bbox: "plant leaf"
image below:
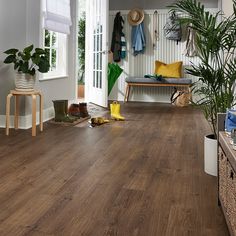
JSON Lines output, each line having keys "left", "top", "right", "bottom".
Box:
{"left": 4, "top": 49, "right": 19, "bottom": 55}
{"left": 23, "top": 44, "right": 34, "bottom": 54}
{"left": 35, "top": 48, "right": 46, "bottom": 55}
{"left": 4, "top": 55, "right": 16, "bottom": 64}
{"left": 38, "top": 56, "right": 50, "bottom": 73}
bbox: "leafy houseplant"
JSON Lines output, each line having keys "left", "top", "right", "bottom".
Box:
{"left": 169, "top": 0, "right": 236, "bottom": 176}
{"left": 3, "top": 44, "right": 50, "bottom": 91}
{"left": 170, "top": 0, "right": 236, "bottom": 175}
{"left": 169, "top": 0, "right": 236, "bottom": 138}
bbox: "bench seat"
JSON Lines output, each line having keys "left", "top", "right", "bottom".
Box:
{"left": 124, "top": 77, "right": 192, "bottom": 102}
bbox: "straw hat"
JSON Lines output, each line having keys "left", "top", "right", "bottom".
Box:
{"left": 128, "top": 8, "right": 144, "bottom": 26}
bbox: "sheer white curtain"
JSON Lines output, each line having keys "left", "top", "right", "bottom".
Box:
{"left": 42, "top": 0, "right": 72, "bottom": 35}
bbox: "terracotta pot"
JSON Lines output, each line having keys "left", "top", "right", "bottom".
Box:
{"left": 78, "top": 84, "right": 85, "bottom": 98}
{"left": 15, "top": 72, "right": 36, "bottom": 91}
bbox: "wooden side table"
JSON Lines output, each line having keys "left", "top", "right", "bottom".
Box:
{"left": 6, "top": 90, "right": 43, "bottom": 137}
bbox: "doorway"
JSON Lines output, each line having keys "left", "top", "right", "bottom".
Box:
{"left": 84, "top": 0, "right": 109, "bottom": 107}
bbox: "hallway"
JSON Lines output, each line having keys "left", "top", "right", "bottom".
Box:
{"left": 0, "top": 103, "right": 229, "bottom": 236}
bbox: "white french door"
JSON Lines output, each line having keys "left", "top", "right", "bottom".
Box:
{"left": 85, "top": 0, "right": 109, "bottom": 107}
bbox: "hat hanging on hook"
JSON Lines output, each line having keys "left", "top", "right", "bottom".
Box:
{"left": 127, "top": 8, "right": 145, "bottom": 26}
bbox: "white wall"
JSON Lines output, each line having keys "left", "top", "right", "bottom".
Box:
{"left": 110, "top": 0, "right": 218, "bottom": 10}
{"left": 220, "top": 0, "right": 233, "bottom": 16}
{"left": 0, "top": 0, "right": 77, "bottom": 127}
{"left": 25, "top": 0, "right": 77, "bottom": 115}
{"left": 0, "top": 0, "right": 27, "bottom": 115}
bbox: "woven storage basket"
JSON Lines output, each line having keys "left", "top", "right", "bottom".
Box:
{"left": 219, "top": 147, "right": 227, "bottom": 206}
{"left": 226, "top": 161, "right": 236, "bottom": 235}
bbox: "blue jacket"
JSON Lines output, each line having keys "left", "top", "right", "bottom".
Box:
{"left": 131, "top": 22, "right": 146, "bottom": 56}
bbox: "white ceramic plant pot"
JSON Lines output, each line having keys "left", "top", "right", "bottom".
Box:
{"left": 15, "top": 72, "right": 36, "bottom": 91}
{"left": 204, "top": 134, "right": 217, "bottom": 176}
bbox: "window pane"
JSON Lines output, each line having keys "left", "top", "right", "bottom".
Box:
{"left": 45, "top": 49, "right": 50, "bottom": 63}
{"left": 97, "top": 35, "right": 99, "bottom": 52}
{"left": 97, "top": 70, "right": 100, "bottom": 88}
{"left": 100, "top": 34, "right": 102, "bottom": 52}
{"left": 93, "top": 53, "right": 96, "bottom": 70}
{"left": 100, "top": 53, "right": 102, "bottom": 70}
{"left": 97, "top": 53, "right": 99, "bottom": 71}
{"left": 93, "top": 35, "right": 96, "bottom": 51}
{"left": 96, "top": 71, "right": 99, "bottom": 88}
{"left": 51, "top": 49, "right": 57, "bottom": 70}
{"left": 45, "top": 30, "right": 50, "bottom": 47}
{"left": 93, "top": 71, "right": 95, "bottom": 87}
{"left": 52, "top": 32, "right": 57, "bottom": 47}
{"left": 100, "top": 72, "right": 102, "bottom": 89}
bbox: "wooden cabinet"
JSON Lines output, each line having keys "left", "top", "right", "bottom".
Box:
{"left": 219, "top": 132, "right": 236, "bottom": 236}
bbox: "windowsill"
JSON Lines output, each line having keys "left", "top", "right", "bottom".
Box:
{"left": 39, "top": 75, "right": 69, "bottom": 81}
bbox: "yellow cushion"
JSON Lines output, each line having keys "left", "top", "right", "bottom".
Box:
{"left": 155, "top": 60, "right": 183, "bottom": 78}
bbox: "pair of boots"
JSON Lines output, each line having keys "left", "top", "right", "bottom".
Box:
{"left": 110, "top": 101, "right": 125, "bottom": 121}
{"left": 53, "top": 100, "right": 77, "bottom": 123}
{"left": 68, "top": 103, "right": 89, "bottom": 118}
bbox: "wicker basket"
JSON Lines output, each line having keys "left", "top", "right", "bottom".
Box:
{"left": 226, "top": 161, "right": 236, "bottom": 235}
{"left": 219, "top": 147, "right": 227, "bottom": 206}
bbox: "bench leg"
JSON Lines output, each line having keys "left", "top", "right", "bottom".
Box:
{"left": 127, "top": 85, "right": 131, "bottom": 102}
{"left": 124, "top": 84, "right": 129, "bottom": 103}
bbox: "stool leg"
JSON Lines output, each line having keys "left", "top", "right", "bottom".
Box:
{"left": 32, "top": 95, "right": 37, "bottom": 137}
{"left": 39, "top": 93, "right": 43, "bottom": 132}
{"left": 14, "top": 95, "right": 19, "bottom": 130}
{"left": 6, "top": 94, "right": 13, "bottom": 136}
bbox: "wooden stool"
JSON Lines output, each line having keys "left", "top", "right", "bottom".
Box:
{"left": 6, "top": 90, "right": 43, "bottom": 137}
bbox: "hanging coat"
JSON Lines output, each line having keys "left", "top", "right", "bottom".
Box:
{"left": 131, "top": 22, "right": 146, "bottom": 56}
{"left": 111, "top": 12, "right": 126, "bottom": 62}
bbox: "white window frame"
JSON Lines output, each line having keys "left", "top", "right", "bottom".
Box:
{"left": 39, "top": 1, "right": 69, "bottom": 81}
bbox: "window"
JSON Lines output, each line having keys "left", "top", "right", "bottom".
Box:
{"left": 41, "top": 29, "right": 68, "bottom": 80}
{"left": 44, "top": 30, "right": 57, "bottom": 71}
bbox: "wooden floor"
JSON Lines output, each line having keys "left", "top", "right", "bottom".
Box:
{"left": 0, "top": 103, "right": 229, "bottom": 236}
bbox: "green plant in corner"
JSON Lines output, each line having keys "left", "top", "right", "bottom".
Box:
{"left": 3, "top": 44, "right": 50, "bottom": 76}
{"left": 78, "top": 12, "right": 86, "bottom": 85}
{"left": 169, "top": 0, "right": 236, "bottom": 137}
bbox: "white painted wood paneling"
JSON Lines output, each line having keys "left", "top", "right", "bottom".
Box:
{"left": 108, "top": 9, "right": 218, "bottom": 103}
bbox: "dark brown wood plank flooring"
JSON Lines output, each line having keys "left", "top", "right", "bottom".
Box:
{"left": 0, "top": 103, "right": 229, "bottom": 236}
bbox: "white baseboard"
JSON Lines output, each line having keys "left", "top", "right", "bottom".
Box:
{"left": 0, "top": 107, "right": 55, "bottom": 129}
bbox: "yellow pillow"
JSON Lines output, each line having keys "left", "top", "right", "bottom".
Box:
{"left": 155, "top": 60, "right": 183, "bottom": 78}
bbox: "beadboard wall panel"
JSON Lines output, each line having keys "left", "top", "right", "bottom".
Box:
{"left": 108, "top": 9, "right": 217, "bottom": 103}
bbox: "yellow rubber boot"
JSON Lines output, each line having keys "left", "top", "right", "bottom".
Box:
{"left": 110, "top": 101, "right": 125, "bottom": 121}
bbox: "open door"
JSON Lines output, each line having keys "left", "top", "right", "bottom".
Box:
{"left": 85, "top": 0, "right": 109, "bottom": 107}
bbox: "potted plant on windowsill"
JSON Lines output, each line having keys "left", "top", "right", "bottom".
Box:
{"left": 78, "top": 13, "right": 85, "bottom": 98}
{"left": 3, "top": 44, "right": 50, "bottom": 91}
{"left": 169, "top": 0, "right": 236, "bottom": 176}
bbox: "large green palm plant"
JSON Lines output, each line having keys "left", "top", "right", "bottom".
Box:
{"left": 170, "top": 0, "right": 236, "bottom": 136}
